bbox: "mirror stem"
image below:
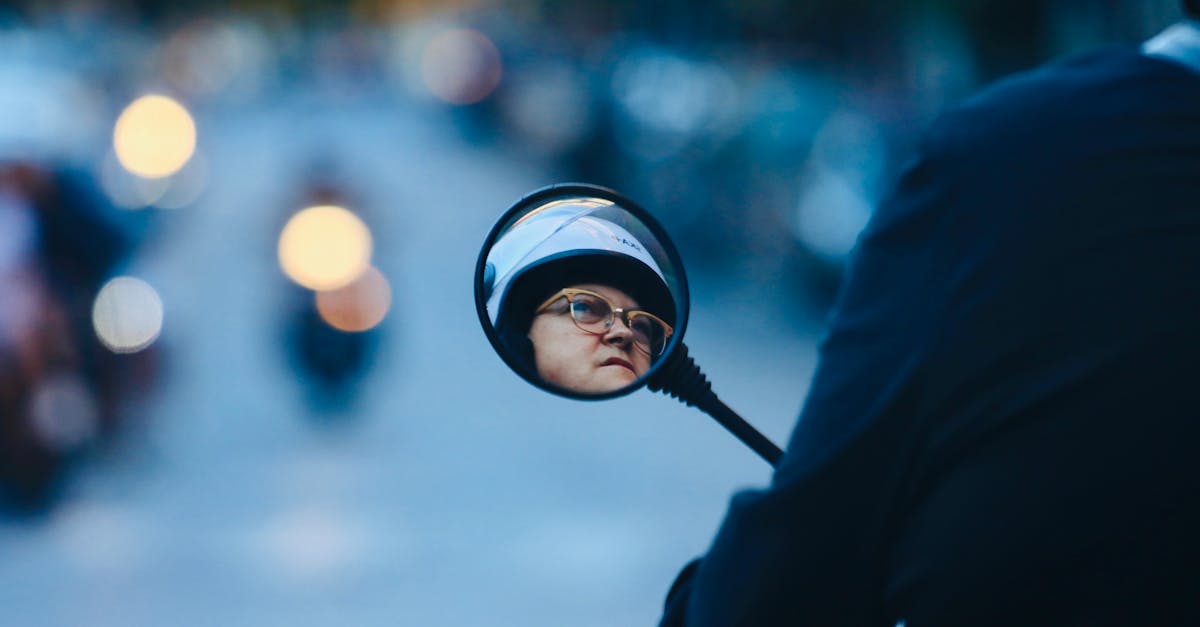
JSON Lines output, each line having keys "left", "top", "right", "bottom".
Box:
{"left": 647, "top": 343, "right": 783, "bottom": 467}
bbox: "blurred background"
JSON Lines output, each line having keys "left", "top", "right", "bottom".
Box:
{"left": 0, "top": 0, "right": 1182, "bottom": 625}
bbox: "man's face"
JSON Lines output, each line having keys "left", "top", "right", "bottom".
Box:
{"left": 527, "top": 283, "right": 652, "bottom": 394}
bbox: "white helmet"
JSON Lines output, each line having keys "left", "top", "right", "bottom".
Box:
{"left": 484, "top": 200, "right": 674, "bottom": 333}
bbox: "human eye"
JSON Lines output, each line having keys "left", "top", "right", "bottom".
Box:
{"left": 629, "top": 314, "right": 660, "bottom": 342}
{"left": 570, "top": 294, "right": 608, "bottom": 323}
{"left": 636, "top": 312, "right": 673, "bottom": 350}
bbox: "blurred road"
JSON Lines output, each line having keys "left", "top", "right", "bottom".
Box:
{"left": 0, "top": 93, "right": 821, "bottom": 627}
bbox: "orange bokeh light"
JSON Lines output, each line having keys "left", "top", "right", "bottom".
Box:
{"left": 420, "top": 28, "right": 503, "bottom": 105}
{"left": 315, "top": 266, "right": 392, "bottom": 332}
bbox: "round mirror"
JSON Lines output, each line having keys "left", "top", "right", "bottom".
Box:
{"left": 475, "top": 183, "right": 689, "bottom": 400}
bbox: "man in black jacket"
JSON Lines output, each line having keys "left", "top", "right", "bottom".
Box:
{"left": 663, "top": 5, "right": 1200, "bottom": 625}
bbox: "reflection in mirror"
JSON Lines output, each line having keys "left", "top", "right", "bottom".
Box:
{"left": 481, "top": 194, "right": 682, "bottom": 397}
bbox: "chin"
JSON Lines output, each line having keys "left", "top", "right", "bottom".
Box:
{"left": 591, "top": 370, "right": 637, "bottom": 392}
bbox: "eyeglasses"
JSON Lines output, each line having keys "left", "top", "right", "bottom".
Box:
{"left": 534, "top": 288, "right": 674, "bottom": 357}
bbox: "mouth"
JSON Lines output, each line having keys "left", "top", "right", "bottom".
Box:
{"left": 601, "top": 357, "right": 636, "bottom": 373}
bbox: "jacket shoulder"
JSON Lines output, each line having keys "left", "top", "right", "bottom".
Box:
{"left": 925, "top": 46, "right": 1190, "bottom": 156}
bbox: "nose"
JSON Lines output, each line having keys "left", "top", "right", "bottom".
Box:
{"left": 602, "top": 315, "right": 634, "bottom": 347}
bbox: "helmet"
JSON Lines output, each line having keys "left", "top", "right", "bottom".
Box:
{"left": 483, "top": 203, "right": 675, "bottom": 365}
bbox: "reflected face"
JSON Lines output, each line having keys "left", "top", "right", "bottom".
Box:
{"left": 527, "top": 283, "right": 652, "bottom": 393}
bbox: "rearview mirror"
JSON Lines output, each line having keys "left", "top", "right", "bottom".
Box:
{"left": 475, "top": 183, "right": 688, "bottom": 400}
{"left": 475, "top": 183, "right": 782, "bottom": 466}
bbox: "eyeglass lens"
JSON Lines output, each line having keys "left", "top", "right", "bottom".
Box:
{"left": 567, "top": 293, "right": 668, "bottom": 356}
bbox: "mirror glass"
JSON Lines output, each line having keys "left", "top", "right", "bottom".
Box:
{"left": 476, "top": 186, "right": 688, "bottom": 399}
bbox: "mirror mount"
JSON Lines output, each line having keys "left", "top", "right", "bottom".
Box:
{"left": 647, "top": 342, "right": 783, "bottom": 467}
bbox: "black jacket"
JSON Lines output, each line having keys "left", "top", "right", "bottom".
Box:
{"left": 665, "top": 44, "right": 1200, "bottom": 626}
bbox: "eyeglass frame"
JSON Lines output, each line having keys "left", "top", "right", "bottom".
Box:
{"left": 533, "top": 287, "right": 675, "bottom": 356}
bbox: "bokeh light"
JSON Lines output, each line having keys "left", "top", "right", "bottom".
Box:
{"left": 154, "top": 152, "right": 209, "bottom": 209}
{"left": 113, "top": 95, "right": 197, "bottom": 179}
{"left": 99, "top": 150, "right": 168, "bottom": 209}
{"left": 315, "top": 266, "right": 392, "bottom": 332}
{"left": 278, "top": 205, "right": 373, "bottom": 291}
{"left": 161, "top": 19, "right": 271, "bottom": 100}
{"left": 101, "top": 149, "right": 209, "bottom": 210}
{"left": 793, "top": 164, "right": 873, "bottom": 263}
{"left": 420, "top": 28, "right": 503, "bottom": 105}
{"left": 30, "top": 372, "right": 99, "bottom": 452}
{"left": 610, "top": 47, "right": 740, "bottom": 161}
{"left": 92, "top": 276, "right": 164, "bottom": 354}
{"left": 257, "top": 505, "right": 368, "bottom": 582}
{"left": 499, "top": 61, "right": 594, "bottom": 154}
{"left": 792, "top": 111, "right": 882, "bottom": 264}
